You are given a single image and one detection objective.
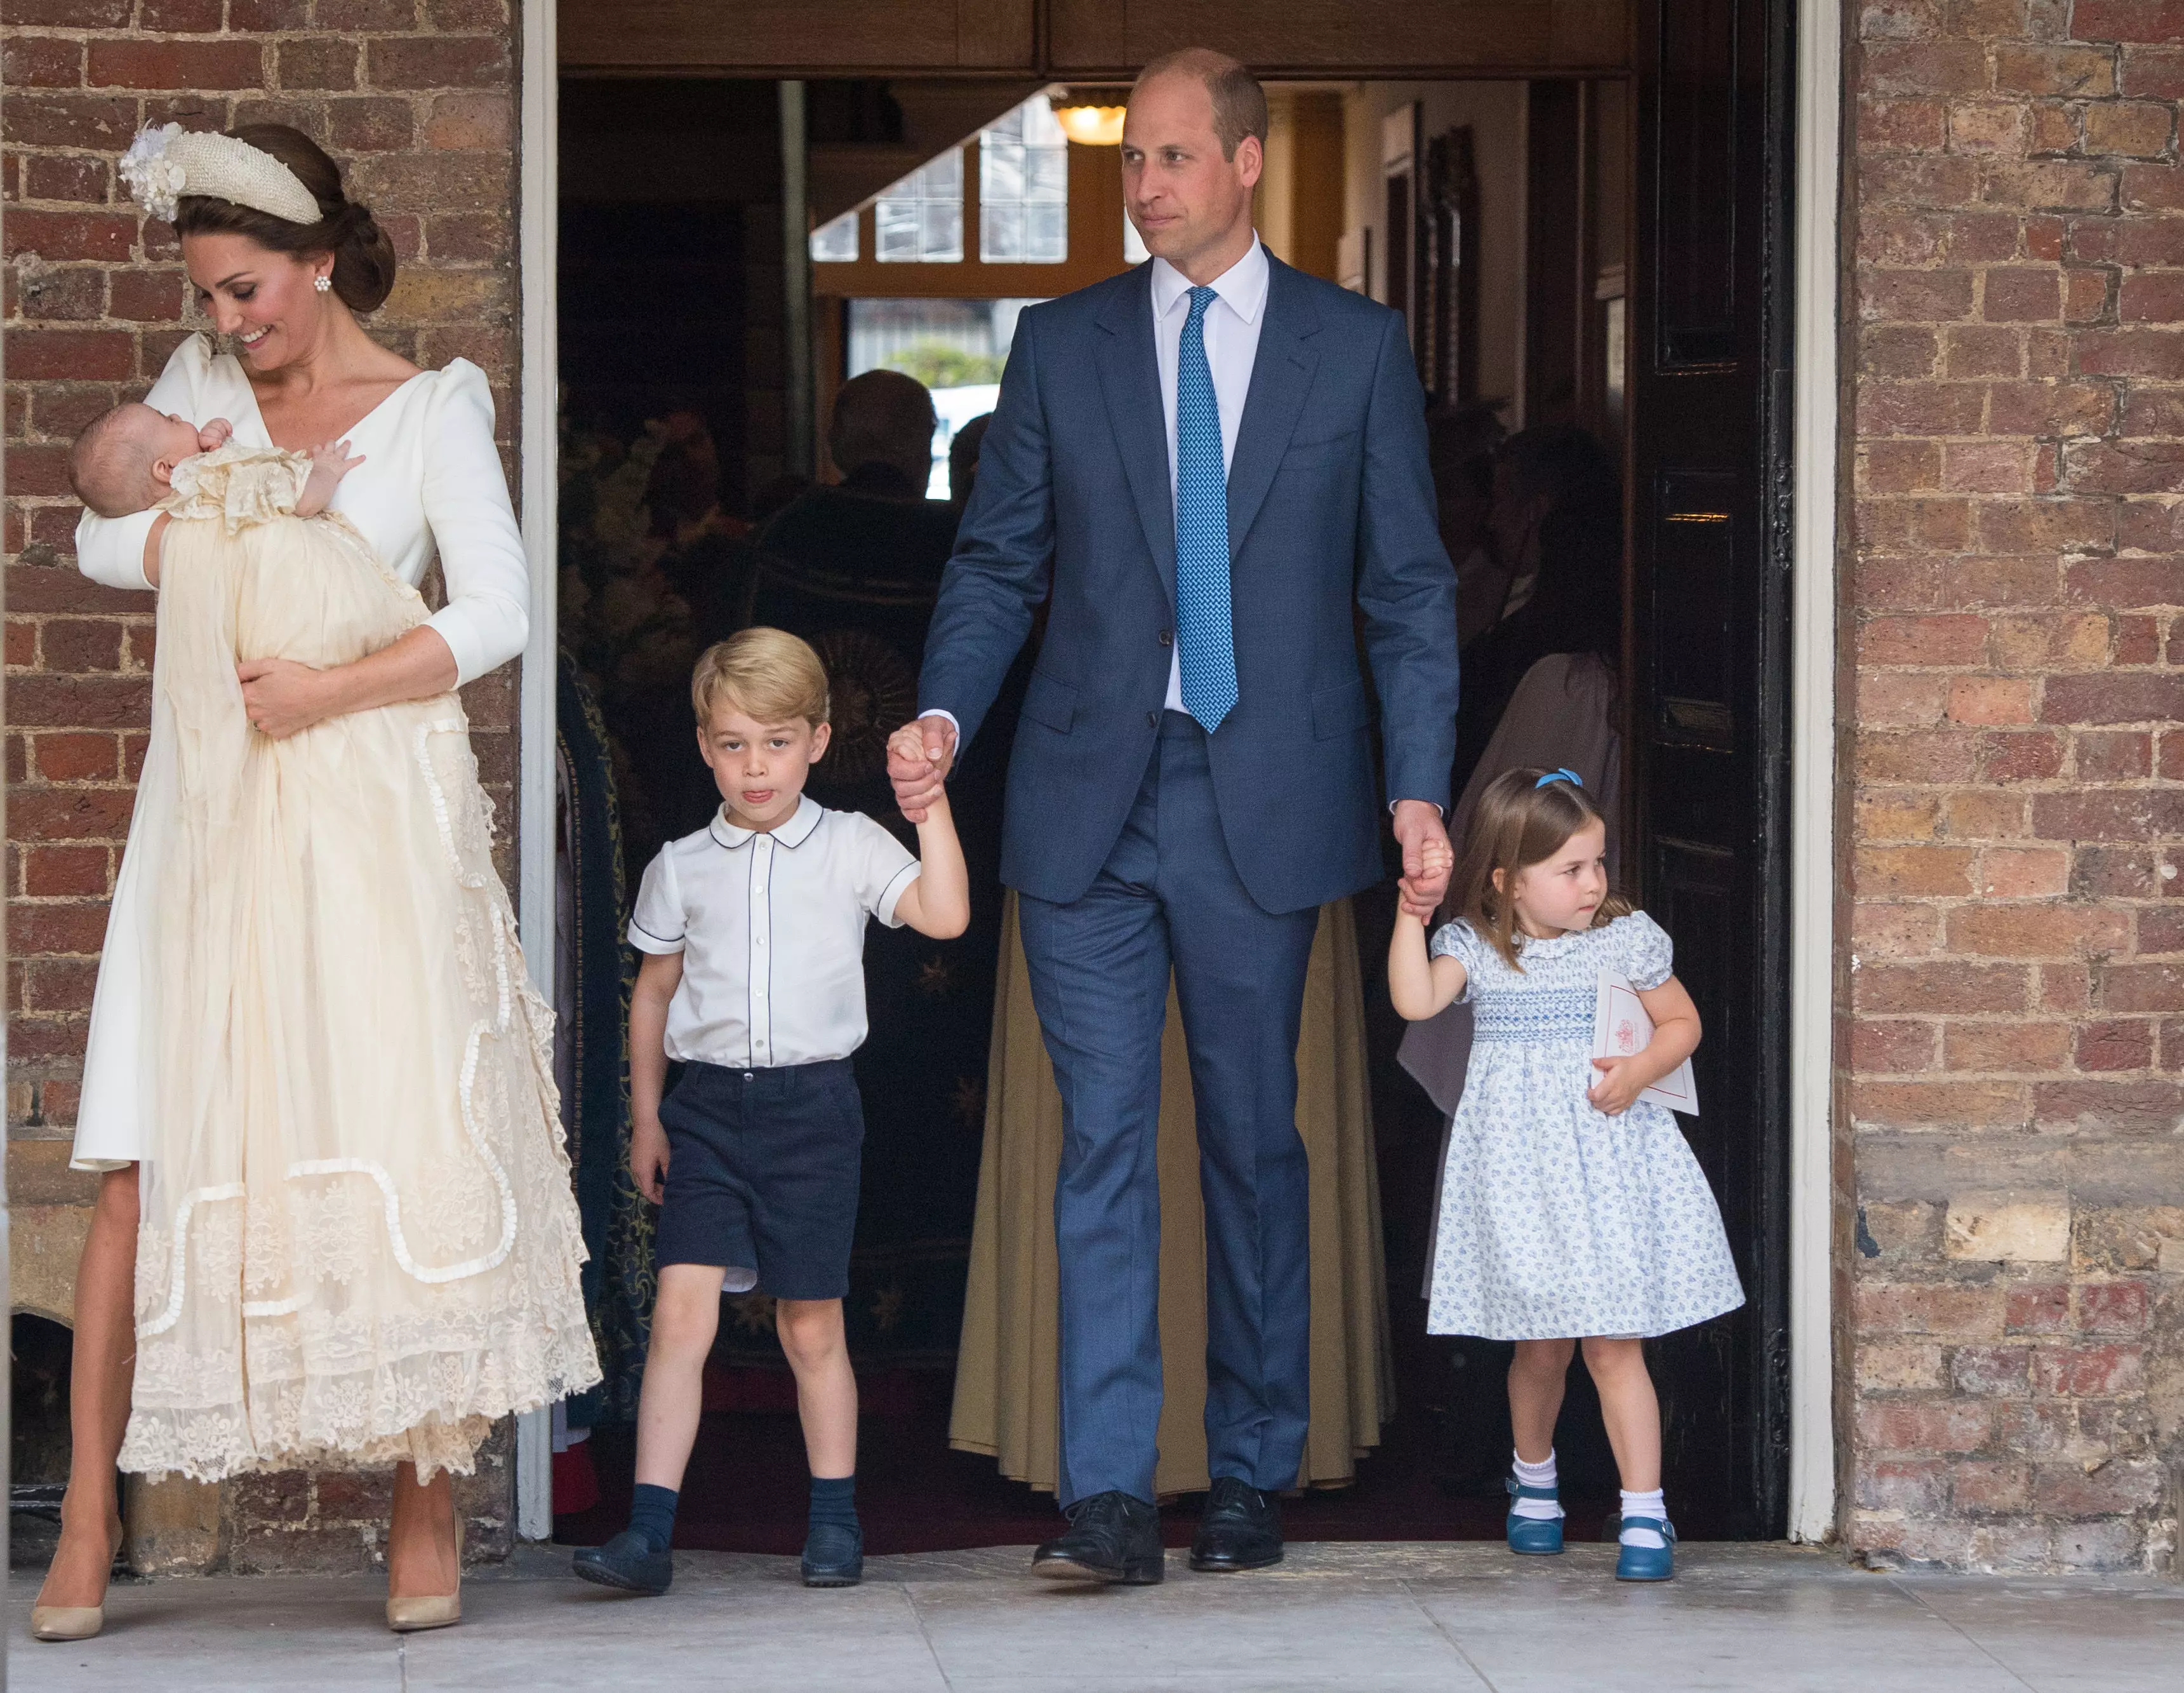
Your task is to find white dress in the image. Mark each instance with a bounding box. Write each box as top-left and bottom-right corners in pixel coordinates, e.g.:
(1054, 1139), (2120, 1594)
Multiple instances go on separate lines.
(72, 334), (531, 1171)
(1423, 913), (1745, 1341)
(100, 442), (596, 1481)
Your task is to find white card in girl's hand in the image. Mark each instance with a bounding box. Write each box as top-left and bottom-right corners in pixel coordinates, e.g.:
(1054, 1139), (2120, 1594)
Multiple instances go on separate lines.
(1592, 972), (1700, 1115)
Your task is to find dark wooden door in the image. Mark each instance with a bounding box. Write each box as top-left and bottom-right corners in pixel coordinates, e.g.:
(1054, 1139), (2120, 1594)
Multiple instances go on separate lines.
(1625, 0), (1795, 1537)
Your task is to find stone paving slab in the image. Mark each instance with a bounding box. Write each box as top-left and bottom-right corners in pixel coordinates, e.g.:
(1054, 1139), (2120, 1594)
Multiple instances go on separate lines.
(11, 1542), (2181, 1692)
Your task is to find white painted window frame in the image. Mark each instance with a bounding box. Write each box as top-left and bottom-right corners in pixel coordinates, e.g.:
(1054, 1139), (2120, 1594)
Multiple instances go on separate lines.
(507, 3), (1845, 1542)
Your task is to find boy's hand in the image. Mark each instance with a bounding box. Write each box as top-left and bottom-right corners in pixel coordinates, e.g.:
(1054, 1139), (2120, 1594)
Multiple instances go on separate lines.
(196, 417), (234, 452)
(295, 438), (364, 518)
(888, 718), (954, 824)
(1588, 1055), (1647, 1117)
(630, 1118), (670, 1205)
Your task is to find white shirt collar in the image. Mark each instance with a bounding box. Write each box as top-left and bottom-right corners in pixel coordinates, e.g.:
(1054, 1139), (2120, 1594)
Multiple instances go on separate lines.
(710, 793), (823, 851)
(1149, 234), (1270, 328)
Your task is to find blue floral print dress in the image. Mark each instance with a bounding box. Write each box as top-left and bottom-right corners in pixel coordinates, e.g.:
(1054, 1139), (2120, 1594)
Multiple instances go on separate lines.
(1423, 911), (1745, 1341)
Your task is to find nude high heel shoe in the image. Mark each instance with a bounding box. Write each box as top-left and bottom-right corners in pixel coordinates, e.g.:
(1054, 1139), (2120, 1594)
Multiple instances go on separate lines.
(32, 1514), (124, 1642)
(385, 1576), (461, 1633)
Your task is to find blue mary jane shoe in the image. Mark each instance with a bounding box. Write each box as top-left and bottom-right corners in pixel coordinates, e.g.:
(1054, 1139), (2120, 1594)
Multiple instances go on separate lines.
(1504, 1476), (1565, 1555)
(1609, 1515), (1676, 1581)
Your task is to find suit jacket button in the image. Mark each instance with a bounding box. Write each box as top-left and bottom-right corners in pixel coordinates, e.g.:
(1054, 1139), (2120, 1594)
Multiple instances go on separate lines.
(1158, 628), (1174, 646)
(1146, 710), (1159, 728)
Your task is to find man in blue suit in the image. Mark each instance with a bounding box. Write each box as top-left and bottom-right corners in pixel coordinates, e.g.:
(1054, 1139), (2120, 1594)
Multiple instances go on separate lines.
(890, 48), (1458, 1584)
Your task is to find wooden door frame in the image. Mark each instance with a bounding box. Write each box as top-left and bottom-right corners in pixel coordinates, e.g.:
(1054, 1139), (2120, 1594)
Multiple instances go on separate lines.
(510, 6), (1848, 1542)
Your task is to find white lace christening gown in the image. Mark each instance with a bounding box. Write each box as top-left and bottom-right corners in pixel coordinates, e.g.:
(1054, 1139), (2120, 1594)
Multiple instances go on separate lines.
(1423, 911), (1745, 1341)
(118, 445), (599, 1482)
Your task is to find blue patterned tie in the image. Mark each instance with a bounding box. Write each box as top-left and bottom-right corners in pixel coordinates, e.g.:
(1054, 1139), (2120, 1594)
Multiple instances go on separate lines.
(1175, 285), (1237, 732)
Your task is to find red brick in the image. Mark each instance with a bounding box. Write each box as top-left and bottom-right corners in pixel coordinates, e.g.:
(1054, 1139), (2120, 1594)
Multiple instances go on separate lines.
(40, 619), (123, 674)
(1992, 45), (2117, 99)
(1947, 904), (2123, 958)
(2035, 789), (2184, 839)
(2032, 1077), (2184, 1129)
(5, 673), (152, 730)
(3, 36), (86, 90)
(1983, 267), (2062, 321)
(2075, 1), (2184, 46)
(1867, 267), (1977, 321)
(2077, 1280), (2149, 1334)
(1860, 613), (1992, 665)
(2066, 556), (2184, 608)
(1859, 961), (2030, 1016)
(329, 98), (415, 151)
(138, 0), (227, 26)
(22, 845), (109, 898)
(364, 36), (511, 91)
(2031, 1343), (2143, 1398)
(2006, 1283), (2070, 1334)
(1863, 97), (1950, 153)
(88, 41), (265, 91)
(2, 327), (134, 380)
(322, 0), (425, 25)
(32, 733), (119, 782)
(3, 209), (137, 263)
(10, 902), (117, 956)
(1859, 382), (1987, 434)
(1950, 1344), (2030, 1397)
(1941, 1019), (2070, 1069)
(1855, 1019), (1940, 1071)
(230, 0), (313, 22)
(2075, 1019), (2154, 1070)
(2122, 46), (2184, 99)
(2040, 671), (2184, 724)
(3, 0), (129, 20)
(279, 39), (359, 91)
(1858, 1456), (1950, 1512)
(2074, 730), (2152, 779)
(2122, 161), (2184, 212)
(27, 958), (100, 1015)
(109, 270), (183, 323)
(1854, 1395), (1997, 1453)
(2032, 1458), (2164, 1516)
(3, 95), (141, 151)
(2118, 272), (2184, 324)
(1950, 1461), (2029, 1515)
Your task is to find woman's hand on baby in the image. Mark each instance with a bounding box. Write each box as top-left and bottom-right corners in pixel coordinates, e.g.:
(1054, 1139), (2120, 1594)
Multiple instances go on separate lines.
(1587, 1055), (1646, 1116)
(237, 657), (334, 739)
(196, 417), (234, 452)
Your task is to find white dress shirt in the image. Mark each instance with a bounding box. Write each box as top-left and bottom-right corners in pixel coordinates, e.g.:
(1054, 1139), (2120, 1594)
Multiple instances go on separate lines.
(921, 235), (1270, 733)
(1150, 236), (1269, 708)
(628, 796), (921, 1070)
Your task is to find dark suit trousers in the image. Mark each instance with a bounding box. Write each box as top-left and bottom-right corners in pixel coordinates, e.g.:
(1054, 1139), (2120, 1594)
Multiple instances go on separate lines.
(1018, 711), (1320, 1508)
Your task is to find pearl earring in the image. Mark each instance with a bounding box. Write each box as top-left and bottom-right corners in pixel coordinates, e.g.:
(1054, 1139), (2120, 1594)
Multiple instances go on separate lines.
(313, 274), (331, 293)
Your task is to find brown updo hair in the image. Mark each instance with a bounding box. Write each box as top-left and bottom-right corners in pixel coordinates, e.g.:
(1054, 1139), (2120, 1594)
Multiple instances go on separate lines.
(172, 124), (396, 313)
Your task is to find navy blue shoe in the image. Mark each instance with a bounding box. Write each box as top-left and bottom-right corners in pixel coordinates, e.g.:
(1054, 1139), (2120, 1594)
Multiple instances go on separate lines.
(801, 1520), (864, 1588)
(1504, 1476), (1565, 1555)
(1609, 1515), (1676, 1581)
(571, 1530), (673, 1596)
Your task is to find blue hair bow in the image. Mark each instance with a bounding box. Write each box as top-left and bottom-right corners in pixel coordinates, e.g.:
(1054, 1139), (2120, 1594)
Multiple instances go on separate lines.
(1535, 767), (1583, 789)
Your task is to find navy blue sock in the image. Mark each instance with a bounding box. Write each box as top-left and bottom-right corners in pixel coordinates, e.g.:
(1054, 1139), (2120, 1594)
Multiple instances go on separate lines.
(808, 1474), (858, 1534)
(627, 1483), (679, 1555)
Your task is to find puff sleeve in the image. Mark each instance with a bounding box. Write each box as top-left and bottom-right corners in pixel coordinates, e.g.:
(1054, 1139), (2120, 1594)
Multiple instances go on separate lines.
(1616, 911), (1675, 992)
(416, 361), (530, 686)
(74, 335), (215, 593)
(1428, 918), (1485, 998)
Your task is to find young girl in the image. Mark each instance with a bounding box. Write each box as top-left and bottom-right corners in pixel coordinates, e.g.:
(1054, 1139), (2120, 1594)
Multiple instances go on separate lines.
(1388, 767), (1743, 1581)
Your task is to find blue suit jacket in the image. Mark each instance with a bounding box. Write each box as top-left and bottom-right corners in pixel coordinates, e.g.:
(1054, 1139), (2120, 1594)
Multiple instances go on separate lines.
(919, 253), (1460, 914)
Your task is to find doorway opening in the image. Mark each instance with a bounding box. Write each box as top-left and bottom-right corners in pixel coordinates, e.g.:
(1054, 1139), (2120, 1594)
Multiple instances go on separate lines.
(547, 36), (1794, 1555)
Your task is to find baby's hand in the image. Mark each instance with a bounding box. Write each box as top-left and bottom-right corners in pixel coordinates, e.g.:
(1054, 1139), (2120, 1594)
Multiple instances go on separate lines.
(196, 417), (234, 452)
(295, 438), (364, 518)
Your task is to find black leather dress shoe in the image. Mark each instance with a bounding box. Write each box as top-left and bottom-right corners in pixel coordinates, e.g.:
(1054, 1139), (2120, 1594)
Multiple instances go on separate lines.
(1031, 1490), (1164, 1585)
(1189, 1476), (1284, 1572)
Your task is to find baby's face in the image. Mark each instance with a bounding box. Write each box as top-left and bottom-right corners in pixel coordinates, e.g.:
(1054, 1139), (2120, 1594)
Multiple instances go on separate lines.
(135, 406), (209, 472)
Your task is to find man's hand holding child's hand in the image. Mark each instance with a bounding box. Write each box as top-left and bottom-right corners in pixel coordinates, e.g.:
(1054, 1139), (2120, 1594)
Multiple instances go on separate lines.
(1399, 834), (1455, 922)
(888, 719), (954, 824)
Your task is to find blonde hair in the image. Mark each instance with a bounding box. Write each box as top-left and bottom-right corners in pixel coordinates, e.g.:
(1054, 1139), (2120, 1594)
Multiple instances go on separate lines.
(689, 627), (830, 727)
(1449, 767), (1629, 970)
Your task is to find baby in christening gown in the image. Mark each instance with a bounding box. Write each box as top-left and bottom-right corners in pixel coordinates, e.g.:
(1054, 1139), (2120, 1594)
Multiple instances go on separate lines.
(70, 403), (599, 1483)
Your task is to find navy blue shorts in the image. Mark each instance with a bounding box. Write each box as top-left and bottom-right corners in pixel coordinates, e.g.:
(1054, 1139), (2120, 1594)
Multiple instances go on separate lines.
(655, 1058), (865, 1301)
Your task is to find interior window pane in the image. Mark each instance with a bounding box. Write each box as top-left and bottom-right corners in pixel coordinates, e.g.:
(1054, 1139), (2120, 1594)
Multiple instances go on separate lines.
(875, 145), (966, 264)
(810, 211), (858, 263)
(980, 94), (1068, 265)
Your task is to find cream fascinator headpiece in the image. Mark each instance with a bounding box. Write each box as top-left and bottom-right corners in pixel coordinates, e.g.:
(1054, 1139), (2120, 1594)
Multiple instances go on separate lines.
(121, 123), (321, 225)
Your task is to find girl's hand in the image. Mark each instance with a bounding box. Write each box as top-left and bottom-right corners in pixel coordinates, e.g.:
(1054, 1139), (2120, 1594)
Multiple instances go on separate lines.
(630, 1119), (670, 1205)
(1588, 1055), (1648, 1116)
(237, 657), (334, 739)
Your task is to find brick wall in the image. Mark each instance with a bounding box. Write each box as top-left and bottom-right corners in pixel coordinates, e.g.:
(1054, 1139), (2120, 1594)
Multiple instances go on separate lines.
(1846, 0), (2183, 1570)
(3, 0), (526, 1571)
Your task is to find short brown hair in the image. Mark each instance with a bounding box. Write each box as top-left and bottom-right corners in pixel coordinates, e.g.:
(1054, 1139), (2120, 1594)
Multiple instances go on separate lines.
(690, 627), (830, 728)
(68, 403), (165, 519)
(1450, 767), (1628, 969)
(171, 124), (397, 313)
(1133, 48), (1268, 161)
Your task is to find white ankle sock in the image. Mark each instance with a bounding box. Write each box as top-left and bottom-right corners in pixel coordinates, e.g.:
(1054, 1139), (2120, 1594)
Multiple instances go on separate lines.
(1510, 1450), (1562, 1520)
(1619, 1489), (1667, 1548)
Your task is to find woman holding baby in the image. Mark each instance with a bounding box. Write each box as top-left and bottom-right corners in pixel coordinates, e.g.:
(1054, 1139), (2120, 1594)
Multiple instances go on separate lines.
(33, 123), (597, 1642)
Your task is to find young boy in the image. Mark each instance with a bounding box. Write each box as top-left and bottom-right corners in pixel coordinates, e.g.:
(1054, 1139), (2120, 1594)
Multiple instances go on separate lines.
(573, 627), (968, 1596)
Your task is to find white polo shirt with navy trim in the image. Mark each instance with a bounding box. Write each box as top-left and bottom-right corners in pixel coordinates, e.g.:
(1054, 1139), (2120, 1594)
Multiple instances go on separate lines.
(627, 795), (921, 1069)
